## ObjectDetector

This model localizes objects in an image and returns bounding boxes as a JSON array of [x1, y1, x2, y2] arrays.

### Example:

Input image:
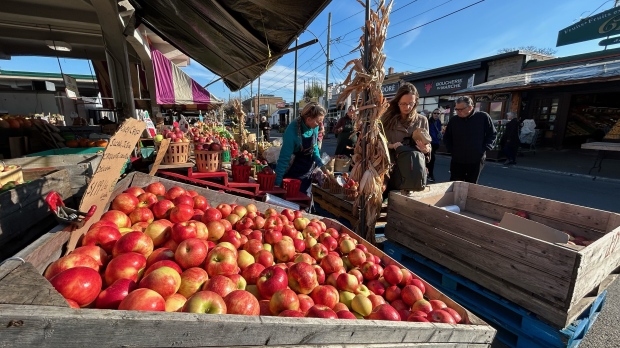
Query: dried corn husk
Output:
[[233, 99, 247, 146], [336, 0, 393, 244]]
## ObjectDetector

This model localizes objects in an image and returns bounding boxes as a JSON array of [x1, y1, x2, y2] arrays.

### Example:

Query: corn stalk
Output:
[[233, 99, 247, 146], [336, 0, 393, 244]]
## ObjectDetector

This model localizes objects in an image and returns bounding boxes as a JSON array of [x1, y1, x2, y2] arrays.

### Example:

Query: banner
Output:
[[557, 7, 620, 46]]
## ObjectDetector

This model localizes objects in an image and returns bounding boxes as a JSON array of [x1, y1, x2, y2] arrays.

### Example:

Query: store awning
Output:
[[152, 49, 221, 108], [455, 56, 620, 95], [277, 109, 290, 115], [129, 0, 331, 92]]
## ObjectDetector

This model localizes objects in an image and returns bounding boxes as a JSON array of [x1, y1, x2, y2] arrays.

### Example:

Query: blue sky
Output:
[[0, 0, 616, 103]]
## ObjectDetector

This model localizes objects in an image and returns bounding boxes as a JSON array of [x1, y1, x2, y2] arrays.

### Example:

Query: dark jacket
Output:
[[429, 118, 443, 145], [500, 118, 519, 146], [444, 111, 497, 164]]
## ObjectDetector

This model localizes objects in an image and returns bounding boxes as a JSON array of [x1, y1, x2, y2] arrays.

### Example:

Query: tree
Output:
[[303, 81, 324, 99], [498, 46, 557, 56]]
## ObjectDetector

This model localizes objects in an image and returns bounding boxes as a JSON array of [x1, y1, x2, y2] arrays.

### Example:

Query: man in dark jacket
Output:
[[444, 96, 497, 184]]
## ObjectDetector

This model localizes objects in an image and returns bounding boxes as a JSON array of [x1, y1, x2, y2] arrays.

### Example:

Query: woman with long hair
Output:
[[381, 83, 431, 193]]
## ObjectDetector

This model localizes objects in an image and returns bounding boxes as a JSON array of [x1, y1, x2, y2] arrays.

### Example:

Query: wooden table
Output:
[[581, 142, 620, 174]]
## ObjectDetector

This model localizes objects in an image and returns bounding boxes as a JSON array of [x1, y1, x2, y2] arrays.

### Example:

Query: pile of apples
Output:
[[232, 151, 254, 166], [188, 125, 239, 153], [339, 173, 358, 190], [44, 183, 465, 324], [155, 127, 189, 143]]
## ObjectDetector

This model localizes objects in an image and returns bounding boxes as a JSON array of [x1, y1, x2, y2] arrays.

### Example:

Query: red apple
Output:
[[206, 220, 226, 242], [146, 248, 175, 268], [202, 275, 236, 298], [193, 195, 209, 211], [348, 269, 364, 284], [165, 293, 187, 312], [313, 264, 326, 285], [385, 285, 401, 302], [319, 254, 344, 275], [216, 203, 233, 218], [81, 225, 122, 253], [366, 279, 386, 297], [175, 238, 209, 269], [95, 278, 137, 309], [287, 262, 319, 295], [383, 265, 403, 286], [281, 209, 295, 222], [144, 219, 173, 247], [279, 309, 304, 317], [255, 250, 274, 268], [224, 290, 260, 315], [220, 230, 243, 249], [183, 290, 227, 314], [443, 307, 463, 324], [428, 309, 457, 324], [131, 222, 150, 232], [139, 266, 182, 298], [241, 263, 266, 286], [348, 248, 367, 267], [165, 186, 187, 201], [410, 278, 426, 294], [309, 243, 329, 262], [104, 252, 147, 285], [171, 221, 198, 243], [256, 266, 288, 300], [429, 299, 448, 311], [273, 240, 296, 263], [408, 314, 430, 322], [72, 245, 109, 267], [367, 303, 401, 321], [367, 294, 386, 309], [152, 200, 175, 219], [411, 299, 433, 314], [169, 204, 194, 223], [112, 231, 154, 258], [145, 182, 166, 196], [111, 193, 140, 215], [128, 207, 154, 224], [335, 273, 359, 293], [44, 253, 100, 280], [205, 246, 237, 276], [310, 285, 339, 309], [361, 261, 380, 281], [173, 194, 195, 208], [306, 304, 338, 319], [298, 293, 315, 314], [202, 207, 223, 223], [49, 267, 102, 307], [178, 267, 209, 298], [137, 192, 159, 209], [124, 186, 145, 197], [118, 288, 165, 311], [337, 309, 357, 319], [269, 288, 300, 315], [401, 285, 424, 306]]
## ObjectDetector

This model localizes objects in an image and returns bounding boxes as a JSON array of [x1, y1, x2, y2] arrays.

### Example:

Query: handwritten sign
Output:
[[149, 139, 170, 176], [63, 74, 80, 99], [65, 118, 146, 254]]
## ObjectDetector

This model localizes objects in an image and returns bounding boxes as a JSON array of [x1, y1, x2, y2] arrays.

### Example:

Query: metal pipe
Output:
[[293, 37, 298, 119], [358, 0, 371, 240]]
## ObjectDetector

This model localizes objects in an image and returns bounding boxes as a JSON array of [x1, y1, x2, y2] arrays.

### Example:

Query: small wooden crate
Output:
[[0, 169, 71, 260], [160, 142, 189, 164], [0, 173, 496, 348], [194, 150, 222, 173], [385, 181, 620, 329]]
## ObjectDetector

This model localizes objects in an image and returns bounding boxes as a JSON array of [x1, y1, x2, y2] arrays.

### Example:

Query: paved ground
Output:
[[262, 127, 620, 346]]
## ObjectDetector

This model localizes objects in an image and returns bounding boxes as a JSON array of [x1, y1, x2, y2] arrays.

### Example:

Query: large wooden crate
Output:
[[0, 172, 496, 348], [0, 169, 71, 261], [384, 181, 620, 329], [4, 154, 102, 199]]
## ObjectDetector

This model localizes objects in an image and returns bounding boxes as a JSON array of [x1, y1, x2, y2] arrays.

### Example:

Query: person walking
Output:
[[443, 96, 497, 184], [333, 105, 358, 157], [427, 108, 443, 182], [259, 116, 271, 142], [500, 112, 519, 165]]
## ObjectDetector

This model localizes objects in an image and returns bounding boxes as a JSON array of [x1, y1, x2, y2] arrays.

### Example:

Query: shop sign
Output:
[[599, 36, 620, 46], [492, 93, 510, 101], [557, 7, 620, 46], [475, 95, 492, 102], [382, 82, 400, 96], [276, 102, 286, 108], [410, 72, 481, 98]]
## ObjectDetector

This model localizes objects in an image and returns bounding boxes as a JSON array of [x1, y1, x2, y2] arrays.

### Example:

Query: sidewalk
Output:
[[254, 127, 620, 182]]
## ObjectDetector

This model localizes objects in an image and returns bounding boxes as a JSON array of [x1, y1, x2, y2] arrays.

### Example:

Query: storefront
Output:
[[454, 48, 620, 149]]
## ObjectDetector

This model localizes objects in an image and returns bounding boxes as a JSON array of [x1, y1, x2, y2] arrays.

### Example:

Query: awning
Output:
[[455, 56, 620, 94], [152, 49, 221, 108], [277, 109, 290, 115], [129, 0, 331, 91]]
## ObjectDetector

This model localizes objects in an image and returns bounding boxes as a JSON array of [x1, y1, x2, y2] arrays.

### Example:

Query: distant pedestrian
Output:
[[259, 116, 271, 142], [443, 96, 497, 184], [500, 112, 519, 165], [427, 108, 443, 182], [334, 105, 358, 158]]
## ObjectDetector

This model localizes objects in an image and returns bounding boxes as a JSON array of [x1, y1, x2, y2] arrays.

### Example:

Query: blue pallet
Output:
[[384, 240, 606, 348]]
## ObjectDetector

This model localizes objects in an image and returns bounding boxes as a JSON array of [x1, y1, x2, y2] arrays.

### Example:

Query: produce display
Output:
[[155, 127, 190, 144], [44, 183, 467, 324], [0, 115, 35, 129], [66, 138, 109, 148], [188, 123, 238, 153]]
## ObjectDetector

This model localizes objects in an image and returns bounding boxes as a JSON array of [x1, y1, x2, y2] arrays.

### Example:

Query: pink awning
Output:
[[152, 49, 218, 107]]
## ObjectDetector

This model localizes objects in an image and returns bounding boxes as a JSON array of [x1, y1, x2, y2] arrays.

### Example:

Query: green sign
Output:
[[599, 36, 620, 46], [557, 7, 620, 46]]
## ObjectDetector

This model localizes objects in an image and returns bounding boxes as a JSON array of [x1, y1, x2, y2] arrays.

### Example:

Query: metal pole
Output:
[[293, 38, 298, 120], [325, 12, 331, 112], [359, 0, 371, 240], [257, 76, 261, 155]]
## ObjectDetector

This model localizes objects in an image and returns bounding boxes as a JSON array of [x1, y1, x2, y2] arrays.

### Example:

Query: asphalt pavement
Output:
[[264, 128, 620, 346]]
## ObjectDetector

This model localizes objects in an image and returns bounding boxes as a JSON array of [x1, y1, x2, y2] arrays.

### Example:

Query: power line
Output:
[[587, 0, 614, 17], [387, 0, 485, 40]]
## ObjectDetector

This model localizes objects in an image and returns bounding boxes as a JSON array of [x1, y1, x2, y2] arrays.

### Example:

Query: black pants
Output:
[[503, 142, 517, 163], [427, 143, 439, 178], [449, 157, 485, 184]]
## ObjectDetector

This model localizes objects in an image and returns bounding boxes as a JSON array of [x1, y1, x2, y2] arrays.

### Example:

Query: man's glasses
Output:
[[398, 102, 415, 107], [454, 107, 469, 111]]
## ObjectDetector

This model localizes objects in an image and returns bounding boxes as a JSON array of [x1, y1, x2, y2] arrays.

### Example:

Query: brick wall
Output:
[[487, 56, 525, 81]]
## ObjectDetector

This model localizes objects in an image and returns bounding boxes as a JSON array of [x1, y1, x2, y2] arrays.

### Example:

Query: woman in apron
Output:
[[275, 103, 331, 195]]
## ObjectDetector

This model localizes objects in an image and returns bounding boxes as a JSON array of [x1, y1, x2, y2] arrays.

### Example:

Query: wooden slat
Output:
[[581, 141, 620, 151], [466, 183, 611, 231], [386, 209, 570, 308], [571, 227, 620, 308], [0, 305, 495, 348], [453, 182, 468, 210], [13, 226, 69, 274], [0, 263, 68, 307], [389, 192, 578, 282]]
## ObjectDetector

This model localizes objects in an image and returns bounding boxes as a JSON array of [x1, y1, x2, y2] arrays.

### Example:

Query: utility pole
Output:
[[358, 0, 371, 240], [293, 37, 298, 119], [257, 75, 261, 151], [325, 12, 332, 114]]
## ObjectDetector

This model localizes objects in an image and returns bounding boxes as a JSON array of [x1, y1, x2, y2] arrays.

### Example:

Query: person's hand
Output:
[[391, 142, 402, 149], [415, 140, 431, 154]]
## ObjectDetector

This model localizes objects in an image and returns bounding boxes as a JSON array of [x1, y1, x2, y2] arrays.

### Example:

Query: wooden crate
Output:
[[4, 154, 102, 199], [0, 172, 495, 348], [0, 169, 71, 261], [312, 184, 387, 228], [384, 181, 620, 329], [0, 166, 23, 186]]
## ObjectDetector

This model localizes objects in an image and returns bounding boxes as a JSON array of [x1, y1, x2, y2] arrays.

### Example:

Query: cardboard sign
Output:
[[63, 74, 80, 99], [65, 118, 146, 254], [149, 139, 170, 176], [499, 212, 569, 244]]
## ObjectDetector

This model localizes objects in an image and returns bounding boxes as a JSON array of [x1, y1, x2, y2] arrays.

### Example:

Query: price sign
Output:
[[65, 118, 146, 253]]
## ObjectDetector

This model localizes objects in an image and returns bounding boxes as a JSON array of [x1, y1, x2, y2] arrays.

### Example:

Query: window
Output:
[[476, 101, 506, 122]]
